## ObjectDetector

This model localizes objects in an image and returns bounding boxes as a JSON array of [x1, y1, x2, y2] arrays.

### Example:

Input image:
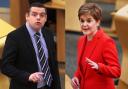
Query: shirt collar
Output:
[[26, 22, 42, 38]]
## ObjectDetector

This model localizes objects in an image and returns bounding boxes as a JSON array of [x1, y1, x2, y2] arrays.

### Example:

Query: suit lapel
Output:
[[41, 28, 49, 50], [22, 25, 37, 59], [41, 28, 51, 60]]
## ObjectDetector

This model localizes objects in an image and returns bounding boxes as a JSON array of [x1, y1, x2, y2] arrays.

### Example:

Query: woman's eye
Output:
[[87, 19, 92, 23], [80, 19, 92, 23], [80, 19, 85, 23]]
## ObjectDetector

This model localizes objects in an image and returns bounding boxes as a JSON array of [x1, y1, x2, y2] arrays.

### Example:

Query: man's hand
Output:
[[71, 77, 80, 89], [29, 72, 43, 83], [86, 57, 99, 70]]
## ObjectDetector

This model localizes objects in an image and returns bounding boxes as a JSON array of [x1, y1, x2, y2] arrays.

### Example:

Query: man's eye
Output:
[[40, 14, 45, 17], [31, 13, 37, 16]]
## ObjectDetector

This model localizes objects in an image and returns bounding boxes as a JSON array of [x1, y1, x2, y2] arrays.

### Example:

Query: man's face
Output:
[[26, 7, 47, 32]]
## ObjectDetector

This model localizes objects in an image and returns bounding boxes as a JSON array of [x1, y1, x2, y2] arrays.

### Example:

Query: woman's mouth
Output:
[[81, 26, 89, 31], [82, 28, 89, 31]]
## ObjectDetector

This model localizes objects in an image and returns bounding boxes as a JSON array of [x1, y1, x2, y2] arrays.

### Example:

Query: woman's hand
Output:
[[71, 77, 80, 89], [86, 57, 99, 70]]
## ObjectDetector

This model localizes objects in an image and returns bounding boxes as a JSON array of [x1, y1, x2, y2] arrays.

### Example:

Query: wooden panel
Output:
[[0, 73, 9, 89], [10, 0, 29, 28], [65, 74, 73, 89], [43, 1, 65, 9], [65, 0, 85, 32], [90, 0, 115, 4], [52, 0, 65, 6], [115, 5, 128, 86], [10, 0, 20, 27], [117, 80, 128, 89], [115, 0, 128, 10], [44, 2, 65, 62], [56, 10, 65, 62]]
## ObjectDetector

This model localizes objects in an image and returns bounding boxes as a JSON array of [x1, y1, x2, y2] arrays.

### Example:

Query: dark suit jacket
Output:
[[1, 24, 61, 89]]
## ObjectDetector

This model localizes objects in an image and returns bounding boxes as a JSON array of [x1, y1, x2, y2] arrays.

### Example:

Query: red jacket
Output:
[[74, 29, 121, 89]]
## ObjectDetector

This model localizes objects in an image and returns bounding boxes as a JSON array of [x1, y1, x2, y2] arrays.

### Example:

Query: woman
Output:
[[71, 3, 121, 89]]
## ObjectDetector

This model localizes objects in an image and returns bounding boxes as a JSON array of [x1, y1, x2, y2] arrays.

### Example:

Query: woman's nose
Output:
[[83, 21, 88, 26], [81, 21, 87, 26]]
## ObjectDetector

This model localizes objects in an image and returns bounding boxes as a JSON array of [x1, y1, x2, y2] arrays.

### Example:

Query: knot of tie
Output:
[[35, 32, 40, 37]]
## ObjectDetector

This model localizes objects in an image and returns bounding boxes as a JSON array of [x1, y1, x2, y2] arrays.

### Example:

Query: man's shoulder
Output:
[[42, 27, 53, 33], [7, 24, 27, 37], [41, 27, 54, 37]]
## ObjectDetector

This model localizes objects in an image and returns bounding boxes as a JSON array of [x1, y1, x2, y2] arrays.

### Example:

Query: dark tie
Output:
[[34, 32, 53, 86]]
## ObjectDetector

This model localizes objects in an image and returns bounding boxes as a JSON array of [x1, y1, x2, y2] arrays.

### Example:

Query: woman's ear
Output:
[[96, 20, 100, 27]]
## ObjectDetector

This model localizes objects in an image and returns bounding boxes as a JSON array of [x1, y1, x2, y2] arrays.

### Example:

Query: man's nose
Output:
[[36, 15, 41, 20]]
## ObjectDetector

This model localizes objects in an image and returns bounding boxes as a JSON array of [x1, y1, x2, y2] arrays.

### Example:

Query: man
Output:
[[1, 2, 61, 89]]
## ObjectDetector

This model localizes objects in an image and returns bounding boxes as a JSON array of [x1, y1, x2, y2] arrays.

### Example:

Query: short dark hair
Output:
[[78, 3, 102, 21], [27, 2, 47, 13]]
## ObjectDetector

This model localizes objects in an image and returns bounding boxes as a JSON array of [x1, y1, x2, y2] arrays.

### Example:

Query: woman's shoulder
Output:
[[99, 29, 115, 45], [99, 28, 114, 41], [79, 35, 85, 40], [78, 35, 86, 44]]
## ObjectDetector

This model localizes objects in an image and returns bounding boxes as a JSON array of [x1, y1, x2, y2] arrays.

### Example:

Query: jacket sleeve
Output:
[[74, 65, 82, 81], [97, 39, 121, 78], [1, 33, 31, 84]]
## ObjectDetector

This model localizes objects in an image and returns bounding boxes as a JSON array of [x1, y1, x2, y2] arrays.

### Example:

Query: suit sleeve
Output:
[[97, 39, 121, 78], [1, 33, 31, 84]]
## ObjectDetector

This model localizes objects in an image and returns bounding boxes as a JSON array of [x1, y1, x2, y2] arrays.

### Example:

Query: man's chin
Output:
[[33, 27, 42, 32]]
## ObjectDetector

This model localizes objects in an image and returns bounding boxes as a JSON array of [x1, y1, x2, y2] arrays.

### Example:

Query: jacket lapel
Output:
[[78, 36, 87, 63], [87, 30, 103, 59], [79, 30, 103, 61], [22, 25, 37, 59], [41, 28, 49, 50]]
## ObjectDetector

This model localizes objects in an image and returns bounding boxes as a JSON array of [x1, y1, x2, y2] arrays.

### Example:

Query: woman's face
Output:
[[79, 14, 100, 36]]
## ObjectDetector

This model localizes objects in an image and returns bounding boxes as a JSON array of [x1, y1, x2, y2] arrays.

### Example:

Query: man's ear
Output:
[[44, 15, 47, 22], [25, 13, 29, 20]]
